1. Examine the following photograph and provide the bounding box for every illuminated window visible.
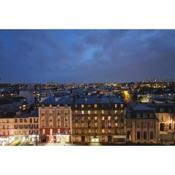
[102,129,105,133]
[94,104,97,108]
[115,123,118,127]
[102,110,104,114]
[94,110,97,114]
[95,116,97,120]
[115,110,117,114]
[82,110,84,115]
[108,116,111,120]
[89,129,91,133]
[88,117,91,120]
[75,110,78,114]
[102,116,105,120]
[88,110,91,114]
[115,116,118,120]
[95,123,98,127]
[115,104,117,108]
[81,104,84,108]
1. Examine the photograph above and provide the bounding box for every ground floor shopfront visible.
[40,134,71,144]
[72,135,126,144]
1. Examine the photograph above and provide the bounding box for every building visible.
[13,110,39,143]
[53,95,126,145]
[0,109,39,144]
[148,104,175,144]
[39,106,72,143]
[125,103,158,144]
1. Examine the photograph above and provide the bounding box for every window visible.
[169,123,172,130]
[20,119,23,123]
[30,118,32,123]
[115,104,117,108]
[143,131,147,140]
[94,110,97,114]
[160,123,165,131]
[121,104,123,108]
[94,104,97,108]
[81,104,84,108]
[82,110,84,115]
[137,131,141,140]
[115,110,117,114]
[150,131,154,140]
[101,110,104,114]
[95,116,97,121]
[102,116,105,121]
[88,110,91,115]
[115,123,118,127]
[108,116,111,120]
[95,123,98,127]
[115,116,118,120]
[108,123,111,128]
[102,129,105,133]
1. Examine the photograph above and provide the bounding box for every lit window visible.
[95,116,97,120]
[75,110,78,114]
[102,116,105,120]
[115,110,117,114]
[88,117,91,120]
[88,110,91,114]
[115,104,117,108]
[121,104,123,108]
[94,110,97,114]
[94,104,97,108]
[82,110,84,115]
[115,116,118,120]
[102,110,104,114]
[115,123,118,127]
[81,104,84,108]
[95,123,98,127]
[102,129,105,133]
[108,116,111,120]
[89,129,91,133]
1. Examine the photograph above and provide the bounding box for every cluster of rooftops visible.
[41,95,124,106]
[1,94,175,119]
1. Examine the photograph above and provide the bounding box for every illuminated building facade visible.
[125,104,158,144]
[39,106,72,143]
[148,104,175,144]
[70,96,126,144]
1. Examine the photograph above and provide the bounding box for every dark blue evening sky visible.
[0,30,175,83]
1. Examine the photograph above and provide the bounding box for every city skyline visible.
[0,30,175,83]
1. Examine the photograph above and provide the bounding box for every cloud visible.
[0,29,175,83]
